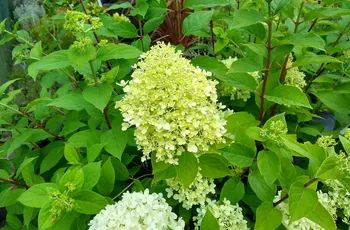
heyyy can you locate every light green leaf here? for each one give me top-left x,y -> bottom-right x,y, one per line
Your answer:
175,152 -> 198,187
248,166 -> 275,201
199,154 -> 231,178
280,33 -> 325,50
59,167 -> 84,191
72,191 -> 108,214
40,142 -> 64,174
255,202 -> 282,230
182,11 -> 213,37
257,150 -> 280,185
96,44 -> 141,61
340,135 -> 350,155
232,10 -> 264,29
143,16 -> 165,34
48,92 -> 89,111
185,0 -> 231,8
82,162 -> 101,190
218,143 -> 256,167
17,183 -> 58,208
64,143 -> 80,165
220,177 -> 245,204
97,157 -> 115,195
315,156 -> 341,180
83,83 -> 113,112
200,208 -> 220,230
265,85 -> 312,108
28,50 -> 71,80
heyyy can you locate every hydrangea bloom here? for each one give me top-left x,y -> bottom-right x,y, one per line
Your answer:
88,189 -> 185,230
116,43 -> 227,164
64,10 -> 102,33
193,199 -> 248,230
260,120 -> 287,144
165,170 -> 216,209
285,58 -> 306,90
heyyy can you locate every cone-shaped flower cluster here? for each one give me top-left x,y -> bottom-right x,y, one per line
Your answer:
88,189 -> 185,230
116,43 -> 227,164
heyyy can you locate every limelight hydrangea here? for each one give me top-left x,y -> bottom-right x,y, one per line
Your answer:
193,199 -> 248,230
285,58 -> 306,90
260,120 -> 288,144
64,10 -> 102,33
275,191 -> 332,230
165,170 -> 216,209
344,128 -> 350,140
88,189 -> 185,230
116,43 -> 227,164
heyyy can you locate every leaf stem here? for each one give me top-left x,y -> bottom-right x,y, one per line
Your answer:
0,177 -> 29,188
273,178 -> 318,207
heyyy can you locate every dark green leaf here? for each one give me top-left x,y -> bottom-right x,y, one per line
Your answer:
265,85 -> 312,108
199,154 -> 231,178
255,202 -> 282,230
83,83 -> 113,112
72,191 -> 108,214
175,152 -> 198,187
96,44 -> 141,61
220,177 -> 245,204
97,157 -> 115,195
182,11 -> 213,37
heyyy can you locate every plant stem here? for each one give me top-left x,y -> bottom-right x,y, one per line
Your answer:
0,177 -> 29,189
273,178 -> 318,207
103,107 -> 112,129
307,18 -> 318,32
112,173 -> 153,200
258,0 -> 273,124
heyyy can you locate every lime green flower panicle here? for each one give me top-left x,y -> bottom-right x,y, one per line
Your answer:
285,57 -> 306,90
116,43 -> 227,164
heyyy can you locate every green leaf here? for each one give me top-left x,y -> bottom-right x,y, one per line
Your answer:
232,10 -> 264,29
315,156 -> 341,180
28,50 -> 71,80
185,0 -> 231,8
0,78 -> 20,96
83,83 -> 113,112
280,33 -> 325,50
199,154 -> 231,178
59,167 -> 84,191
218,73 -> 258,91
68,130 -> 101,148
143,16 -> 165,34
289,181 -> 336,230
191,56 -> 228,76
182,11 -> 213,37
64,143 -> 80,165
255,202 -> 282,230
271,0 -> 289,15
17,183 -> 58,208
40,141 -> 64,174
48,92 -> 89,111
295,54 -> 342,66
101,129 -> 127,159
130,0 -> 149,18
100,15 -> 138,38
151,154 -> 176,182
87,143 -> 105,163
313,92 -> 350,114
175,152 -> 198,187
106,2 -> 132,11
220,177 -> 245,204
218,143 -> 256,168
82,162 -> 102,190
248,166 -> 275,201
38,202 -> 55,230
68,45 -> 96,66
97,157 -> 115,195
257,151 -> 280,185
113,158 -> 130,181
0,188 -> 25,207
340,135 -> 350,155
228,58 -> 262,73
265,85 -> 312,108
72,191 -> 108,214
200,208 -> 220,230
96,44 -> 141,61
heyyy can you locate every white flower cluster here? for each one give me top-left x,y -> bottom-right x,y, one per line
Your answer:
193,199 -> 248,230
116,43 -> 227,164
285,57 -> 306,90
166,170 -> 216,209
218,57 -> 259,101
323,180 -> 350,225
88,189 -> 185,230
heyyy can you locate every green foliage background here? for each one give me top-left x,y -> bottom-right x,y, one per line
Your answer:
0,0 -> 350,229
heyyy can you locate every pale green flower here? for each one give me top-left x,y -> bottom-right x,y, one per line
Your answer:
165,169 -> 216,209
193,199 -> 248,230
260,120 -> 288,144
71,37 -> 93,50
316,135 -> 337,149
285,57 -> 306,90
113,13 -> 130,23
116,43 -> 227,164
64,10 -> 102,33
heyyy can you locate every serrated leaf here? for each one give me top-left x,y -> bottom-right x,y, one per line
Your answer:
199,154 -> 231,178
248,166 -> 276,201
96,44 -> 141,61
97,157 -> 115,195
232,10 -> 264,29
64,143 -> 80,165
218,143 -> 256,167
200,209 -> 220,230
48,92 -> 89,111
72,191 -> 108,214
265,85 -> 312,108
17,183 -> 58,208
143,16 -> 165,34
